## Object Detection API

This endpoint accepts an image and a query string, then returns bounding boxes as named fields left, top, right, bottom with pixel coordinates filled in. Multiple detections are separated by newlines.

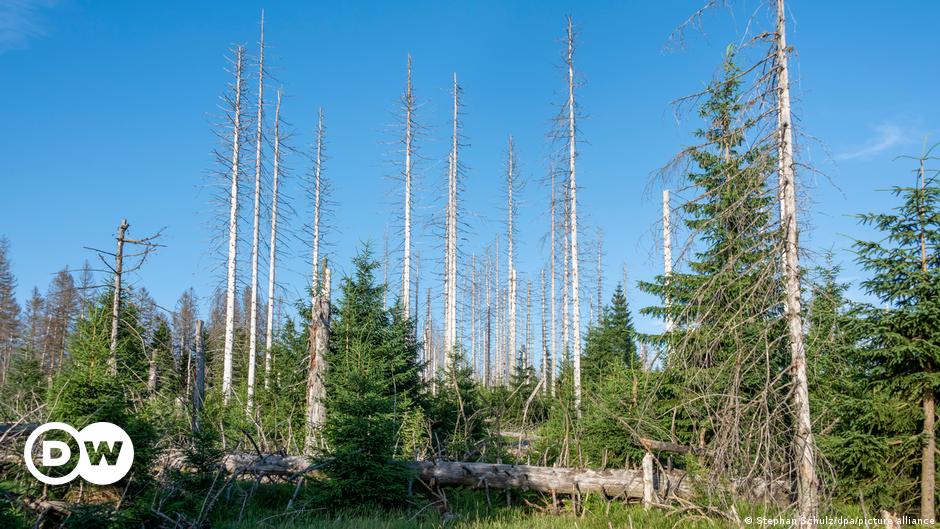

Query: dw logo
left=23, top=422, right=135, bottom=485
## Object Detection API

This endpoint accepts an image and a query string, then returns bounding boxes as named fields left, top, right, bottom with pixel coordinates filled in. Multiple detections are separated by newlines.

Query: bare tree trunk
left=507, top=137, right=517, bottom=374
left=495, top=239, right=502, bottom=383
left=305, top=260, right=330, bottom=455
left=565, top=17, right=582, bottom=418
left=596, top=233, right=603, bottom=324
left=662, top=189, right=673, bottom=336
left=444, top=73, right=460, bottom=372
left=193, top=320, right=205, bottom=431
left=311, top=109, right=324, bottom=295
left=264, top=90, right=282, bottom=391
left=247, top=13, right=266, bottom=416
left=540, top=269, right=547, bottom=393
left=222, top=47, right=245, bottom=404
left=550, top=171, right=557, bottom=397
left=525, top=278, right=532, bottom=368
left=774, top=1, right=818, bottom=524
left=402, top=56, right=414, bottom=320
left=919, top=153, right=936, bottom=523
left=108, top=219, right=128, bottom=374
left=485, top=258, right=492, bottom=387
left=424, top=288, right=435, bottom=393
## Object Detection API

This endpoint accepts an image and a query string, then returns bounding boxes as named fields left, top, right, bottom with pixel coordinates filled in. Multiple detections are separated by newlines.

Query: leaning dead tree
left=86, top=219, right=162, bottom=374
left=221, top=45, right=246, bottom=404
left=305, top=259, right=331, bottom=454
left=246, top=13, right=266, bottom=415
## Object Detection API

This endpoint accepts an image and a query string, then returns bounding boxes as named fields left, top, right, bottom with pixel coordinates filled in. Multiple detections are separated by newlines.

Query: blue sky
left=1, top=0, right=938, bottom=337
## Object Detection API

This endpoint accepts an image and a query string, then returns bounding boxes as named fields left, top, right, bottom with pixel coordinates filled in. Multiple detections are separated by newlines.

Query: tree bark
left=305, top=260, right=330, bottom=455
left=550, top=170, right=557, bottom=397
left=193, top=320, right=205, bottom=431
left=774, top=0, right=818, bottom=524
left=222, top=47, right=244, bottom=404
left=247, top=13, right=265, bottom=416
left=402, top=56, right=414, bottom=320
left=264, top=90, right=282, bottom=390
left=108, top=219, right=128, bottom=374
left=565, top=17, right=582, bottom=418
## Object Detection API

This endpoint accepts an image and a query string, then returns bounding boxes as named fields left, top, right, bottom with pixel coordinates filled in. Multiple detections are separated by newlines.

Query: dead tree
left=662, top=189, right=673, bottom=337
left=549, top=169, right=558, bottom=396
left=263, top=90, right=283, bottom=390
left=311, top=109, right=325, bottom=293
left=86, top=220, right=161, bottom=374
left=305, top=259, right=330, bottom=454
left=401, top=55, right=415, bottom=320
left=193, top=319, right=205, bottom=431
left=247, top=13, right=266, bottom=415
left=443, top=73, right=461, bottom=371
left=540, top=268, right=548, bottom=394
left=773, top=0, right=818, bottom=522
left=506, top=136, right=518, bottom=373
left=595, top=232, right=603, bottom=325
left=222, top=46, right=245, bottom=404
left=564, top=17, right=583, bottom=419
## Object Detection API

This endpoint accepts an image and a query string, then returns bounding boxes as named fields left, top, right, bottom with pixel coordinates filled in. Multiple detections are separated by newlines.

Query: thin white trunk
left=550, top=171, right=557, bottom=397
left=402, top=56, right=414, bottom=319
left=264, top=91, right=281, bottom=390
left=540, top=269, right=548, bottom=394
left=192, top=319, right=205, bottom=431
left=566, top=17, right=583, bottom=419
left=507, top=136, right=517, bottom=374
left=222, top=47, right=244, bottom=404
left=484, top=256, right=492, bottom=387
left=444, top=73, right=460, bottom=371
left=774, top=0, right=818, bottom=524
left=662, top=189, right=673, bottom=335
left=247, top=14, right=265, bottom=415
left=312, top=110, right=324, bottom=298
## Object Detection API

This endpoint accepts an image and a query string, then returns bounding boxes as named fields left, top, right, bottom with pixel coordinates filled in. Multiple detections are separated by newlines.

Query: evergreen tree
left=322, top=247, right=420, bottom=506
left=637, top=49, right=787, bottom=478
left=581, top=284, right=638, bottom=387
left=0, top=238, right=20, bottom=384
left=853, top=150, right=940, bottom=517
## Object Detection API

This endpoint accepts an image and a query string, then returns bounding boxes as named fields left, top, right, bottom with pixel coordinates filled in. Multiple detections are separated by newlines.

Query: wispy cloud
left=835, top=123, right=906, bottom=161
left=0, top=0, right=60, bottom=53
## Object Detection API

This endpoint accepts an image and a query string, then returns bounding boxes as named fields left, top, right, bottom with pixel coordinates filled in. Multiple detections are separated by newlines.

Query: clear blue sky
left=1, top=0, right=938, bottom=336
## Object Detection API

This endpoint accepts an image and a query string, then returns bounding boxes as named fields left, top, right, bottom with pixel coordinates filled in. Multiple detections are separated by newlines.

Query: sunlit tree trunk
left=264, top=91, right=282, bottom=390
left=247, top=13, right=265, bottom=415
left=774, top=0, right=818, bottom=524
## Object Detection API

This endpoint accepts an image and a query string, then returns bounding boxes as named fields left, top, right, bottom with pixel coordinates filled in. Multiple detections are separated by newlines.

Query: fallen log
left=408, top=459, right=690, bottom=500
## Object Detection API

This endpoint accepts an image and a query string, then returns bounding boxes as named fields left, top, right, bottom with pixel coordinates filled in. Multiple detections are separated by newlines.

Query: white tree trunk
left=774, top=1, right=818, bottom=524
left=311, top=109, right=324, bottom=301
left=108, top=219, right=128, bottom=374
left=192, top=320, right=205, bottom=431
left=444, top=73, right=460, bottom=372
left=565, top=17, right=582, bottom=419
left=222, top=47, right=244, bottom=404
left=507, top=137, right=517, bottom=374
left=246, top=14, right=265, bottom=416
left=662, top=189, right=673, bottom=336
left=264, top=90, right=282, bottom=390
left=540, top=269, right=548, bottom=393
left=402, top=56, right=414, bottom=320
left=550, top=171, right=557, bottom=396
left=305, top=260, right=330, bottom=455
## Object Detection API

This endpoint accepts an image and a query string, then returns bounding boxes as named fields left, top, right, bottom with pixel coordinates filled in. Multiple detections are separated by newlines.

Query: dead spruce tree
left=305, top=259, right=331, bottom=454
left=247, top=13, right=266, bottom=414
left=263, top=90, right=284, bottom=390
left=220, top=45, right=246, bottom=404
left=560, top=17, right=583, bottom=417
left=443, top=73, right=462, bottom=371
left=310, top=108, right=327, bottom=294
left=400, top=55, right=416, bottom=321
left=506, top=136, right=518, bottom=373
